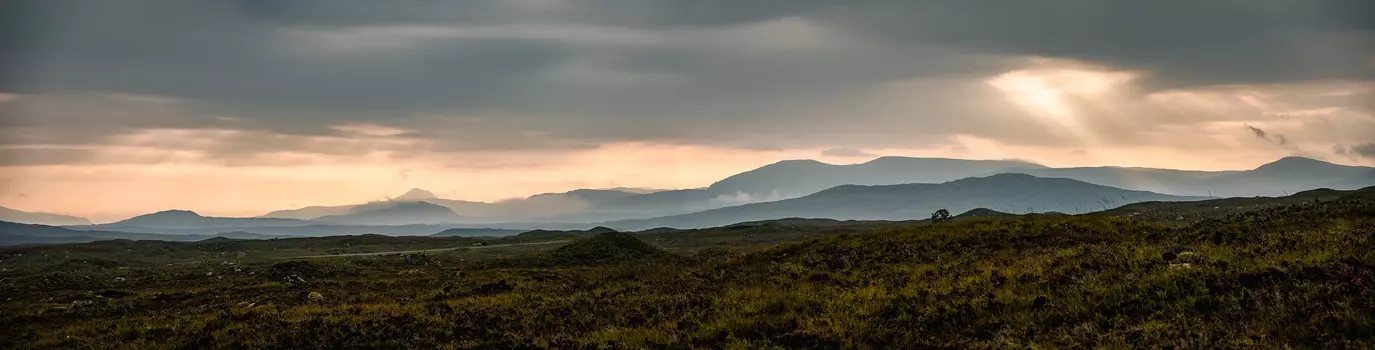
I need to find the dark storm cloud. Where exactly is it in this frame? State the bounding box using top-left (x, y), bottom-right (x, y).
top-left (1244, 124), bottom-right (1290, 146)
top-left (816, 0), bottom-right (1374, 89)
top-left (0, 148), bottom-right (94, 166)
top-left (1245, 124), bottom-right (1270, 140)
top-left (1338, 142), bottom-right (1375, 160)
top-left (1244, 124), bottom-right (1292, 147)
top-left (1, 0), bottom-right (1371, 161)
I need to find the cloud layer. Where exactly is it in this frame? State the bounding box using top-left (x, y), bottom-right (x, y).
top-left (1, 0), bottom-right (1372, 218)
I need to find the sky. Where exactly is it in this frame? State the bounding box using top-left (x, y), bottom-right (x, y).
top-left (1, 0), bottom-right (1373, 221)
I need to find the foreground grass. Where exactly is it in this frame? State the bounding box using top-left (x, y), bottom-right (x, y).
top-left (2, 199), bottom-right (1374, 348)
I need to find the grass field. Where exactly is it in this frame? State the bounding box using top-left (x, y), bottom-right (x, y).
top-left (2, 192), bottom-right (1374, 348)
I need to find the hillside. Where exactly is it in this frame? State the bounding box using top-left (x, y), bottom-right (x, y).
top-left (539, 231), bottom-right (667, 266)
top-left (0, 221), bottom-right (281, 245)
top-left (1019, 156), bottom-right (1374, 197)
top-left (608, 173), bottom-right (1202, 230)
top-left (0, 206), bottom-right (92, 226)
top-left (428, 228), bottom-right (526, 237)
top-left (953, 208), bottom-right (1016, 220)
top-left (247, 156), bottom-right (1371, 226)
top-left (706, 157), bottom-right (1044, 199)
top-left (515, 226), bottom-right (618, 240)
top-left (101, 210), bottom-right (314, 229)
top-left (1095, 185), bottom-right (1375, 223)
top-left (394, 188), bottom-right (438, 201)
top-left (5, 198), bottom-right (1374, 347)
top-left (260, 188), bottom-right (646, 223)
top-left (315, 202), bottom-right (462, 225)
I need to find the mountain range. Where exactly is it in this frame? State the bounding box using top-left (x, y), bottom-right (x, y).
top-left (314, 202), bottom-right (462, 225)
top-left (0, 206), bottom-right (92, 226)
top-left (24, 155), bottom-right (1371, 238)
top-left (0, 221), bottom-right (286, 246)
top-left (603, 173), bottom-right (1205, 230)
top-left (101, 210), bottom-right (314, 229)
top-left (1014, 156), bottom-right (1374, 197)
top-left (249, 156), bottom-right (1373, 225)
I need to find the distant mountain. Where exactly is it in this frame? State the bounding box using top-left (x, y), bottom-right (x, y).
top-left (251, 156), bottom-right (1371, 226)
top-left (260, 188), bottom-right (651, 223)
top-left (0, 206), bottom-right (92, 226)
top-left (1094, 185), bottom-right (1375, 223)
top-left (54, 221), bottom-right (588, 237)
top-left (599, 187), bottom-right (670, 194)
top-left (0, 221), bottom-right (281, 246)
top-left (395, 188), bottom-right (438, 201)
top-left (569, 189), bottom-right (719, 219)
top-left (493, 189), bottom-right (645, 219)
top-left (1017, 156), bottom-right (1374, 197)
top-left (315, 202), bottom-right (462, 225)
top-left (262, 188), bottom-right (469, 220)
top-left (606, 174), bottom-right (1203, 230)
top-left (706, 157), bottom-right (1046, 199)
top-left (429, 228), bottom-right (526, 237)
top-left (103, 210), bottom-right (313, 229)
top-left (259, 204), bottom-right (357, 220)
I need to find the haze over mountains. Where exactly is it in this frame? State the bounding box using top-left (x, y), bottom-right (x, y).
top-left (315, 202), bottom-right (462, 225)
top-left (101, 210), bottom-right (314, 229)
top-left (1015, 156), bottom-right (1375, 198)
top-left (0, 206), bottom-right (92, 226)
top-left (604, 173), bottom-right (1204, 230)
top-left (253, 156), bottom-right (1375, 225)
top-left (0, 221), bottom-right (284, 246)
top-left (1, 155), bottom-right (1369, 244)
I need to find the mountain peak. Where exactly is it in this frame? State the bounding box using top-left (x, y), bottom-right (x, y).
top-left (1254, 156), bottom-right (1340, 171)
top-left (863, 156), bottom-right (1045, 168)
top-left (965, 173), bottom-right (1041, 182)
top-left (765, 159), bottom-right (830, 167)
top-left (390, 201), bottom-right (447, 210)
top-left (396, 188), bottom-right (438, 201)
top-left (145, 210), bottom-right (204, 218)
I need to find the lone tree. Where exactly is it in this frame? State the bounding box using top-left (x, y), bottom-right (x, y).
top-left (930, 209), bottom-right (952, 223)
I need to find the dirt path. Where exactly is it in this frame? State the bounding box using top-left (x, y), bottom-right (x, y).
top-left (285, 240), bottom-right (570, 259)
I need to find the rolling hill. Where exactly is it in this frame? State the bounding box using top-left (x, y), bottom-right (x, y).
top-left (315, 202), bottom-right (463, 225)
top-left (0, 206), bottom-right (92, 226)
top-left (260, 188), bottom-right (648, 222)
top-left (429, 228), bottom-right (527, 237)
top-left (0, 221), bottom-right (282, 246)
top-left (1018, 156), bottom-right (1374, 197)
top-left (98, 210), bottom-right (314, 229)
top-left (247, 156), bottom-right (1374, 226)
top-left (705, 157), bottom-right (1045, 199)
top-left (606, 173), bottom-right (1204, 230)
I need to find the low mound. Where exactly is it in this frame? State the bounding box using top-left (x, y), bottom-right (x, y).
top-left (517, 226), bottom-right (618, 240)
top-left (954, 208), bottom-right (1014, 220)
top-left (1343, 186), bottom-right (1375, 200)
top-left (544, 232), bottom-right (667, 266)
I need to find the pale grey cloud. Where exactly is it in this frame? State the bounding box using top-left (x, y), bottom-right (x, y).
top-left (1, 0), bottom-right (1371, 166)
top-left (821, 148), bottom-right (877, 158)
top-left (1338, 142), bottom-right (1375, 160)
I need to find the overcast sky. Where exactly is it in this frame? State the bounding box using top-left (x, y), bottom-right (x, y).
top-left (2, 0), bottom-right (1373, 221)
